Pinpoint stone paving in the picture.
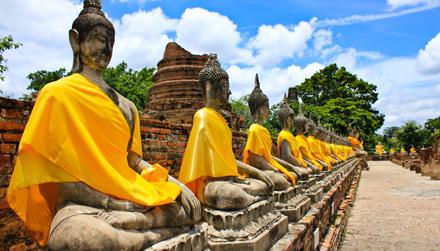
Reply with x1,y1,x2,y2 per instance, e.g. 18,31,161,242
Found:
339,161,440,251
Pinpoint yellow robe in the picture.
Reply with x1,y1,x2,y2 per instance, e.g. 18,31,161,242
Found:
307,136,332,169
7,74,180,246
179,107,239,195
319,140,337,164
376,144,384,156
277,130,307,167
410,147,416,154
295,134,323,170
243,124,296,185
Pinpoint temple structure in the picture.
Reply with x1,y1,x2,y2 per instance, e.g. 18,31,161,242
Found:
144,42,208,124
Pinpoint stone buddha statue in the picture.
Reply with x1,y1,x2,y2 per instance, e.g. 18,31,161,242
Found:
375,142,385,156
8,1,205,250
306,118,331,170
293,107,322,173
410,146,417,158
315,122,339,166
243,75,302,189
277,95,311,178
178,56,274,211
178,55,287,248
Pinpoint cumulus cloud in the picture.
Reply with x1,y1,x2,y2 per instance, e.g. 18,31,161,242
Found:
247,21,314,67
0,0,82,97
175,8,252,64
417,32,440,74
111,8,177,68
227,62,324,103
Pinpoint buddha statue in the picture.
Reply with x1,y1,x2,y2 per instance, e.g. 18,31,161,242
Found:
293,106,322,173
243,75,302,189
242,83,311,221
306,118,331,170
375,142,385,156
179,57,274,210
7,1,205,249
178,55,287,248
316,123,339,166
277,95,311,179
401,147,407,156
410,146,417,158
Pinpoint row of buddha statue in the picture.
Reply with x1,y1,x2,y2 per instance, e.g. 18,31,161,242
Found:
6,1,364,250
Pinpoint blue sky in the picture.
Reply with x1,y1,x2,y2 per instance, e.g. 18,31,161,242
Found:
1,0,440,131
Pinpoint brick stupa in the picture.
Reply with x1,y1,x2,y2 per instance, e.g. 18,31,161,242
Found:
144,42,209,124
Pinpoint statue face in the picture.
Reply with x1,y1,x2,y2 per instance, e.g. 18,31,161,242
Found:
258,103,270,121
79,25,114,71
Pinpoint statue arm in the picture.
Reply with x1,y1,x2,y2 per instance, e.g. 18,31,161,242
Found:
247,152,278,172
272,156,308,180
236,160,274,192
280,140,303,167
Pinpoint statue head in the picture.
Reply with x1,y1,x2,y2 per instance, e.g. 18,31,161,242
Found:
199,54,231,116
278,93,294,130
248,74,270,124
293,104,308,135
306,117,317,136
69,0,115,73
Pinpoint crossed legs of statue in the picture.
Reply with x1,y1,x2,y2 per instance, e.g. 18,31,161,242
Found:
49,183,197,250
200,177,268,210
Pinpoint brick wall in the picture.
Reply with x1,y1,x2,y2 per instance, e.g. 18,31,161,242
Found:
0,97,35,250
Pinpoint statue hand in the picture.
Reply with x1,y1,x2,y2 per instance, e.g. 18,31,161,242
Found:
178,188,201,222
255,170,274,193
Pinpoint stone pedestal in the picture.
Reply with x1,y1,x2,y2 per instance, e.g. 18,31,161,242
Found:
145,225,207,251
304,183,324,203
273,187,311,222
202,200,288,251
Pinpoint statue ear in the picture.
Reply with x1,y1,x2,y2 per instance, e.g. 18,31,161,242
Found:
69,29,80,52
69,29,81,73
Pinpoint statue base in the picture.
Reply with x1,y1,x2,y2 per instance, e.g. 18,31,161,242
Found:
202,200,288,251
298,177,317,189
303,183,323,203
273,187,311,222
145,225,207,251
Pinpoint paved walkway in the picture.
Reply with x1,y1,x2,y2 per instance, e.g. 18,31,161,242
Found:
339,161,440,251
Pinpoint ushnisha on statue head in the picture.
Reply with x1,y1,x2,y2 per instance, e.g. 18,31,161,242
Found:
248,74,270,124
70,0,115,73
278,93,294,130
199,54,232,119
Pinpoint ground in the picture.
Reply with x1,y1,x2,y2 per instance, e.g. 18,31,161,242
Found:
339,161,440,251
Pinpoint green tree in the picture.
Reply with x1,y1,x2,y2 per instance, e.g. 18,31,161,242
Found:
0,35,22,93
230,95,252,127
103,62,154,111
396,121,430,149
23,62,155,110
425,117,440,145
296,64,384,150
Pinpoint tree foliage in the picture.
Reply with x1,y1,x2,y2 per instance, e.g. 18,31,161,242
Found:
295,64,384,151
0,35,22,93
395,121,431,150
23,62,155,110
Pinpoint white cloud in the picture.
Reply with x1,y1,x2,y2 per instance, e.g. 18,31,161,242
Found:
247,21,314,67
417,32,440,74
313,29,333,52
333,48,384,70
387,0,439,10
317,1,440,27
227,62,324,103
112,8,177,68
175,8,252,65
0,0,82,97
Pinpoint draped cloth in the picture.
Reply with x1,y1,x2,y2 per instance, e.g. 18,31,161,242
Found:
277,130,307,168
179,107,239,195
7,73,181,246
295,134,323,170
243,124,296,185
307,136,332,169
